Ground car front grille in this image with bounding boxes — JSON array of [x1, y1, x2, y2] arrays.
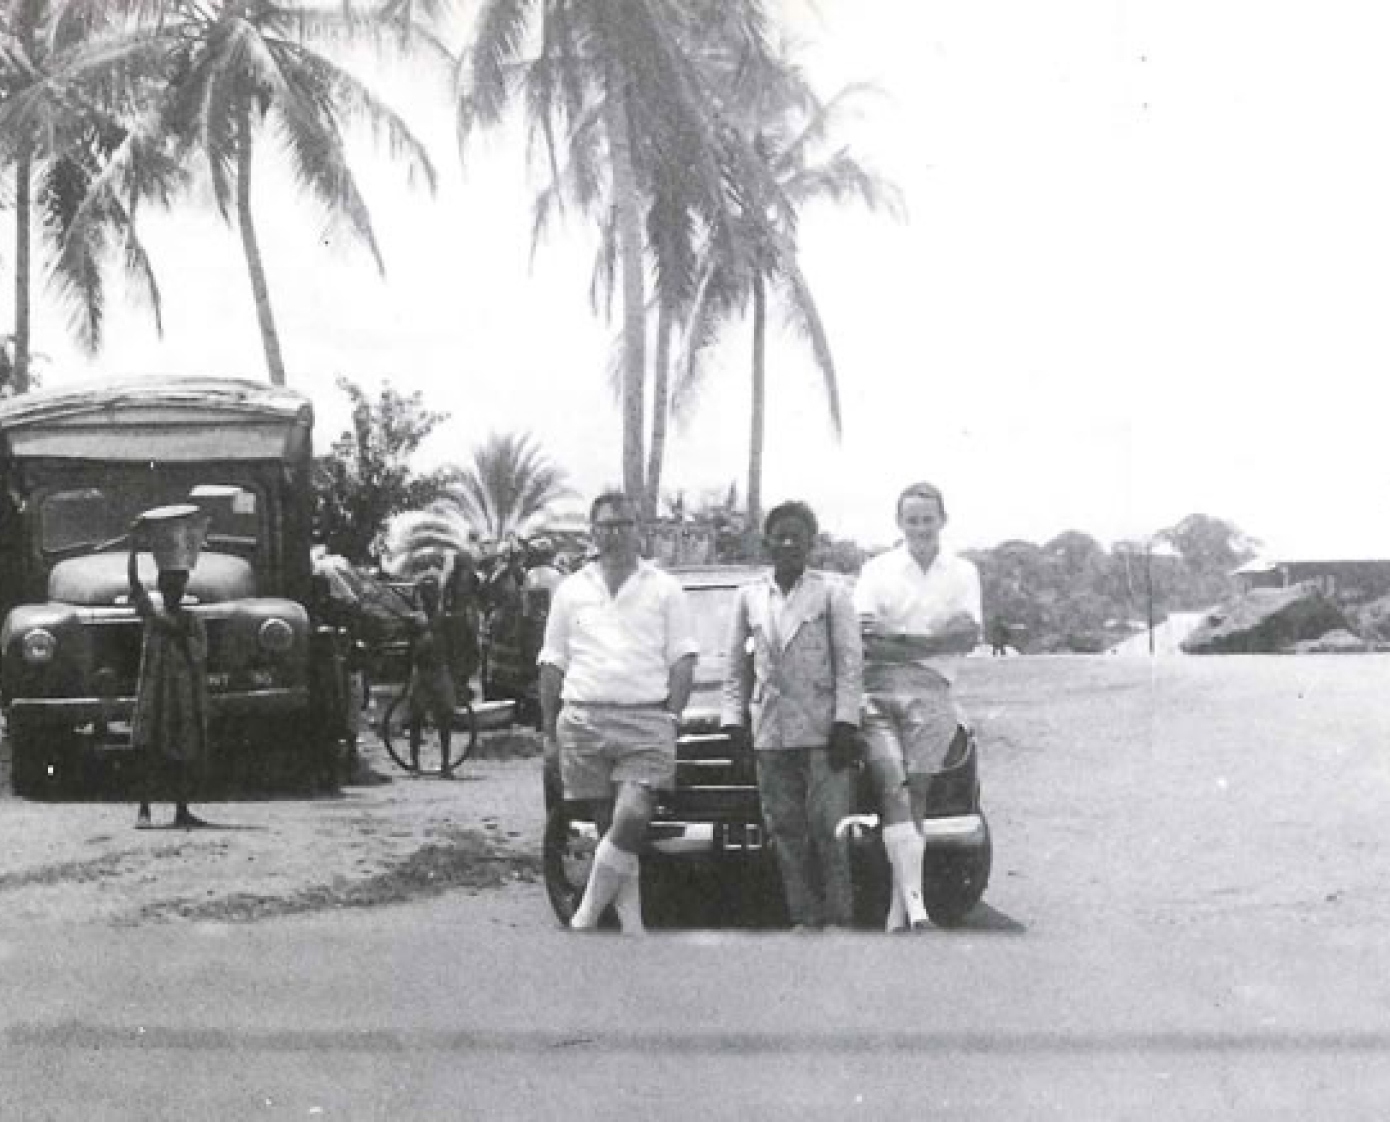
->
[[658, 728, 760, 825]]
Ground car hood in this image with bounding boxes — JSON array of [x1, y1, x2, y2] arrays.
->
[[49, 551, 257, 606]]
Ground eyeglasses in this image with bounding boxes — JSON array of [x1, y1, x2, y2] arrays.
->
[[592, 519, 636, 532]]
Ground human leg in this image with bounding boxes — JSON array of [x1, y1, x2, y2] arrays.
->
[[865, 696, 927, 931], [806, 748, 857, 928], [572, 781, 655, 933], [756, 750, 820, 928]]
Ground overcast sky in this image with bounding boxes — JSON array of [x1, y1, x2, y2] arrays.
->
[[10, 1, 1390, 557]]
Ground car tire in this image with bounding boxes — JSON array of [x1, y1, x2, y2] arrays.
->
[[922, 818, 993, 928], [542, 804, 617, 929]]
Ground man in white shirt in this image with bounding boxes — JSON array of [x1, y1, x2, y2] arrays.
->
[[853, 481, 982, 931], [538, 492, 699, 934]]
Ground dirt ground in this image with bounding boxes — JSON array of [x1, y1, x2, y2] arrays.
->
[[3, 653, 1389, 938], [0, 716, 547, 928]]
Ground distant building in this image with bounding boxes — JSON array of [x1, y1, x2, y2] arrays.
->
[[1234, 555, 1390, 601]]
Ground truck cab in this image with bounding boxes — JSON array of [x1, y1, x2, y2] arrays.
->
[[0, 376, 348, 794]]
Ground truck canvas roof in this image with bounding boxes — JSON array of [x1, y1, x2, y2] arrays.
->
[[0, 376, 312, 462]]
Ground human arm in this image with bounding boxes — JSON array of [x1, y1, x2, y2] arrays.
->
[[718, 589, 753, 744], [126, 521, 153, 618]]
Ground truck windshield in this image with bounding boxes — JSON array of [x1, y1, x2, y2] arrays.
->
[[40, 483, 261, 556]]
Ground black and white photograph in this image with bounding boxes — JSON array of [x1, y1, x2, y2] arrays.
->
[[2, 1, 1389, 1117]]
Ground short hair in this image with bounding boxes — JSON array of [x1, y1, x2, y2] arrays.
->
[[589, 490, 636, 524], [896, 481, 947, 521], [763, 500, 819, 540]]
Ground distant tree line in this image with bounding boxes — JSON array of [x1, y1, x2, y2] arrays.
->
[[963, 515, 1260, 653]]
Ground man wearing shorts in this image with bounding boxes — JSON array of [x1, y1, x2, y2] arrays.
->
[[854, 481, 982, 931], [538, 491, 699, 934]]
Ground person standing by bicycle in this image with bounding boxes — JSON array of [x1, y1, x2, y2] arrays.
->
[[407, 572, 457, 779], [538, 491, 699, 934]]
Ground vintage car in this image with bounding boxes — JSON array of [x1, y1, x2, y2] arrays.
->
[[542, 564, 993, 929], [0, 377, 354, 794]]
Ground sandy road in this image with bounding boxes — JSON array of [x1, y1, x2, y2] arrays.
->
[[5, 655, 1390, 1118]]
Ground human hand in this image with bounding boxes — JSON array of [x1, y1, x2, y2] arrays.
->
[[828, 721, 862, 771]]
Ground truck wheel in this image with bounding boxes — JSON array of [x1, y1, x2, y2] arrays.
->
[[922, 820, 993, 928], [9, 717, 63, 797]]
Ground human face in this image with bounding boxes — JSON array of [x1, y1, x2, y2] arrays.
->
[[590, 500, 640, 565], [765, 515, 813, 581], [898, 495, 946, 561]]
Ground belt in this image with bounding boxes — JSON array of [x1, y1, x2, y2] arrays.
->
[[565, 700, 668, 710]]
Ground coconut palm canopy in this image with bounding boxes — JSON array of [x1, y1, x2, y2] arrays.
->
[[31, 0, 443, 386], [441, 430, 574, 542]]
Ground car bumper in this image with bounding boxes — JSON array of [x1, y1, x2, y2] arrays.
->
[[8, 687, 310, 727], [566, 812, 988, 857]]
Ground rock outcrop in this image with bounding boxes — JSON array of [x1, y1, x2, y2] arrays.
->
[[1181, 584, 1351, 654]]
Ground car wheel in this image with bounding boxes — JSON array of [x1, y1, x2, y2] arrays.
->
[[542, 805, 610, 928], [922, 819, 993, 928]]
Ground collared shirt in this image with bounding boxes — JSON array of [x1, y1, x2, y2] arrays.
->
[[853, 545, 983, 637], [539, 560, 699, 704], [767, 571, 809, 648]]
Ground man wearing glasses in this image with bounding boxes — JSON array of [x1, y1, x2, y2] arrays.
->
[[538, 491, 699, 934]]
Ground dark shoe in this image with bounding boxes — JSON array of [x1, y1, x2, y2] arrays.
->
[[135, 803, 153, 829], [174, 808, 210, 829], [438, 769, 456, 781]]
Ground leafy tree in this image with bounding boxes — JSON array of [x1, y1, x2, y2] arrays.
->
[[441, 431, 573, 541], [49, 0, 439, 386], [675, 57, 901, 528], [312, 376, 455, 564]]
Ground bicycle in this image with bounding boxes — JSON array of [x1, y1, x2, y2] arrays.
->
[[378, 685, 479, 776]]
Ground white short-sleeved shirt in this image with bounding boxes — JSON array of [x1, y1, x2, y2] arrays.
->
[[538, 561, 699, 704], [853, 546, 983, 636]]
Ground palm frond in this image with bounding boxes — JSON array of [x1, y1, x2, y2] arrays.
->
[[775, 253, 841, 437]]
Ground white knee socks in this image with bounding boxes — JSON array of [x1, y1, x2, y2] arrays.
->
[[572, 836, 642, 933], [883, 822, 928, 931]]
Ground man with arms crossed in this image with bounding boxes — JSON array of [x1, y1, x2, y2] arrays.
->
[[539, 492, 699, 934], [854, 481, 982, 931]]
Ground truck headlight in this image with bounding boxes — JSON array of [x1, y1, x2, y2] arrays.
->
[[258, 617, 294, 655], [21, 628, 57, 664]]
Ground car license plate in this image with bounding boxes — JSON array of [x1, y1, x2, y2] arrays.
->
[[718, 822, 762, 852]]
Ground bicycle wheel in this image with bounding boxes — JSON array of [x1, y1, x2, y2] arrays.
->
[[379, 690, 478, 775]]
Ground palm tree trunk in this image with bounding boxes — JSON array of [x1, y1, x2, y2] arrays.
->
[[13, 144, 32, 395], [235, 105, 287, 387], [604, 67, 647, 505], [644, 298, 673, 520], [747, 272, 767, 535]]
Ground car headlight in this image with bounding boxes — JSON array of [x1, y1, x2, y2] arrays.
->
[[257, 618, 294, 655], [21, 628, 57, 664]]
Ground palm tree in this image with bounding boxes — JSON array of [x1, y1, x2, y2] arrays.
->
[[47, 0, 440, 386], [675, 60, 902, 528], [0, 0, 169, 391], [443, 431, 573, 541], [380, 504, 473, 579], [456, 0, 772, 505]]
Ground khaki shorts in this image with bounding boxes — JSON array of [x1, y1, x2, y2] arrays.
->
[[861, 662, 963, 775], [558, 703, 678, 800]]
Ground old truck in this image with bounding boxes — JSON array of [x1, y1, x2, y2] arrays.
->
[[0, 376, 352, 795]]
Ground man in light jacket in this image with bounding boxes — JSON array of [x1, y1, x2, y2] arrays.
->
[[720, 501, 864, 929]]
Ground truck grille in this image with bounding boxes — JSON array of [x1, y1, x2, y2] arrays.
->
[[89, 617, 232, 697]]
